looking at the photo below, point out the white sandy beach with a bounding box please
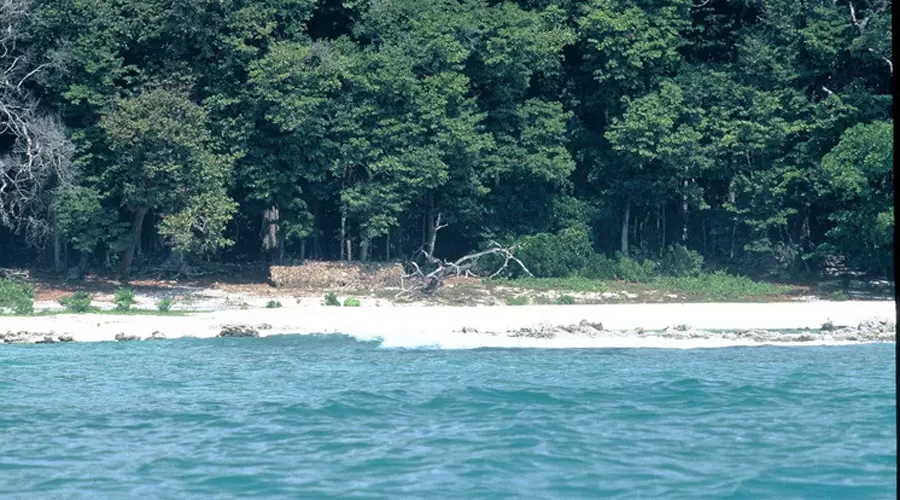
[1,300,895,348]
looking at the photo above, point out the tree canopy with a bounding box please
[0,0,893,278]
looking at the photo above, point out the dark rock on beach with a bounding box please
[1,331,74,344]
[115,333,141,342]
[579,320,604,331]
[508,326,557,339]
[145,331,167,340]
[218,325,259,338]
[2,331,37,344]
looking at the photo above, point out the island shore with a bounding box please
[2,300,895,347]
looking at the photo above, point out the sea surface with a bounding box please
[1,334,896,499]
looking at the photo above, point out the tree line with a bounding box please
[0,0,893,278]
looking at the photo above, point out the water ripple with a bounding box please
[0,337,895,498]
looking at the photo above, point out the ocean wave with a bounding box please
[275,324,895,350]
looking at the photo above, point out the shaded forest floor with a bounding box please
[3,263,892,314]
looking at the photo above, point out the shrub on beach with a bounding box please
[59,291,92,313]
[659,244,703,277]
[580,253,617,280]
[0,278,34,315]
[266,300,282,308]
[114,286,136,311]
[556,294,576,305]
[515,226,594,278]
[324,292,340,306]
[157,297,174,312]
[507,295,529,305]
[343,297,361,307]
[614,253,657,282]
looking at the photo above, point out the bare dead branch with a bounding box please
[399,240,532,297]
[0,0,75,247]
[868,48,893,74]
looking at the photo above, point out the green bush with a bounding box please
[343,297,361,307]
[581,253,617,280]
[615,253,657,282]
[507,295,529,305]
[499,277,608,293]
[59,291,92,313]
[266,300,282,308]
[157,297,174,312]
[556,294,576,305]
[516,226,594,278]
[659,244,703,277]
[0,278,34,315]
[324,292,341,306]
[114,286,136,311]
[654,271,790,300]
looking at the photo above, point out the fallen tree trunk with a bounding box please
[398,240,532,298]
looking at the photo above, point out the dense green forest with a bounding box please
[0,0,893,279]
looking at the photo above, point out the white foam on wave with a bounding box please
[316,330,890,350]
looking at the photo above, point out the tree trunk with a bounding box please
[52,216,61,273]
[385,228,391,261]
[426,211,440,258]
[78,250,89,275]
[657,204,662,253]
[702,219,708,256]
[360,237,370,262]
[340,208,347,261]
[346,238,352,262]
[620,201,630,256]
[661,203,666,251]
[300,239,306,260]
[681,178,689,244]
[120,206,148,278]
[261,206,280,261]
[163,249,185,272]
[729,222,737,260]
[313,202,321,259]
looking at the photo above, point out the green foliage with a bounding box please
[496,271,790,301]
[0,0,890,284]
[266,300,282,309]
[324,293,340,306]
[652,272,790,301]
[53,186,124,254]
[556,294,576,305]
[581,253,618,280]
[343,297,361,307]
[516,226,594,278]
[507,295,529,306]
[659,245,703,277]
[0,279,35,315]
[113,287,136,311]
[615,253,658,282]
[101,89,237,257]
[59,292,92,313]
[156,298,174,313]
[817,120,894,273]
[496,277,609,293]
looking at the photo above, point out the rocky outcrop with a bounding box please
[115,333,141,342]
[145,331,167,340]
[218,324,259,338]
[1,331,75,344]
[453,318,895,344]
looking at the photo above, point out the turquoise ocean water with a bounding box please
[1,334,896,498]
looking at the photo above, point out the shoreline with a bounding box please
[1,300,895,347]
